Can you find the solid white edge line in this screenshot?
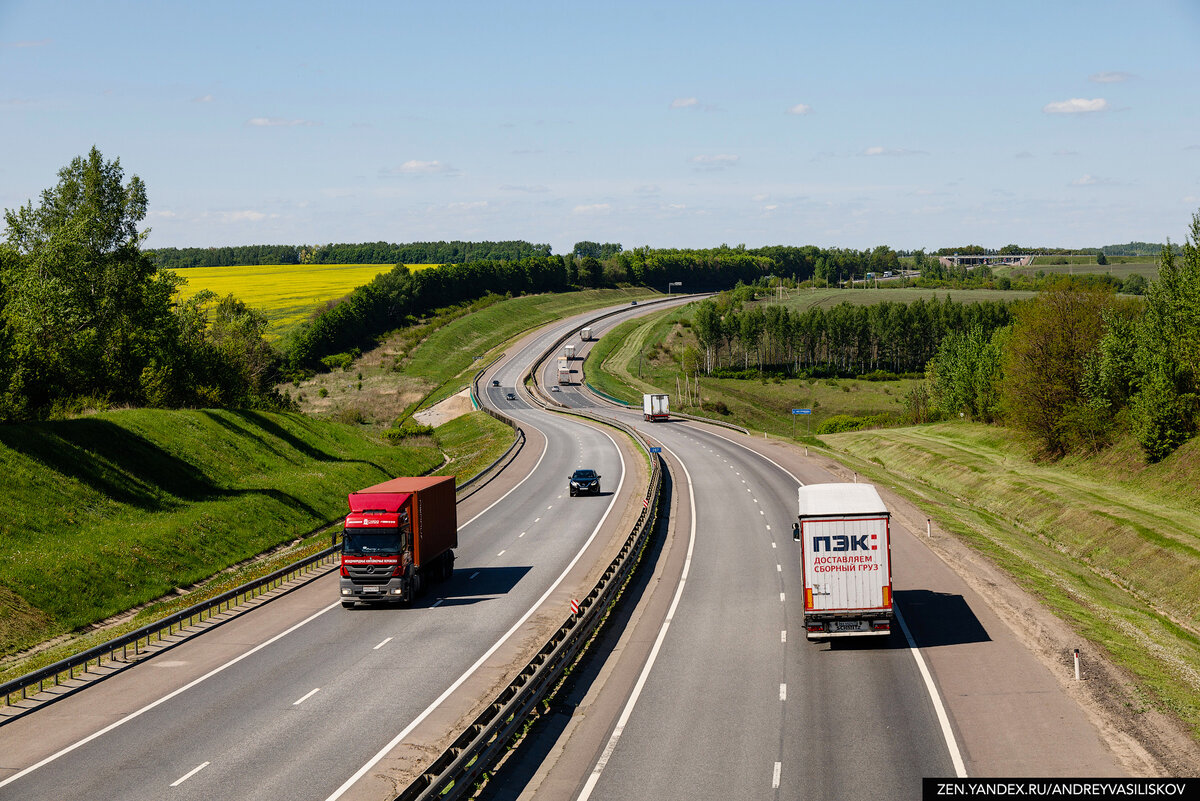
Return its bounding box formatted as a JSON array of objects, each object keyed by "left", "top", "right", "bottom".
[
  {"left": 895, "top": 606, "right": 968, "bottom": 777},
  {"left": 0, "top": 602, "right": 340, "bottom": 790},
  {"left": 324, "top": 425, "right": 628, "bottom": 801},
  {"left": 460, "top": 425, "right": 551, "bottom": 529},
  {"left": 170, "top": 761, "right": 211, "bottom": 787},
  {"left": 576, "top": 442, "right": 695, "bottom": 801},
  {"left": 684, "top": 423, "right": 968, "bottom": 779},
  {"left": 293, "top": 688, "right": 320, "bottom": 706}
]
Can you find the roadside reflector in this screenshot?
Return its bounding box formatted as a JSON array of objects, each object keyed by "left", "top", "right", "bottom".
[
  {"left": 804, "top": 588, "right": 813, "bottom": 610},
  {"left": 570, "top": 598, "right": 580, "bottom": 615},
  {"left": 882, "top": 586, "right": 891, "bottom": 607}
]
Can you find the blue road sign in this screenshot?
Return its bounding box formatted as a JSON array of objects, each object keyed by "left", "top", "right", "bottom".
[
  {"left": 792, "top": 409, "right": 812, "bottom": 415},
  {"left": 649, "top": 446, "right": 662, "bottom": 453}
]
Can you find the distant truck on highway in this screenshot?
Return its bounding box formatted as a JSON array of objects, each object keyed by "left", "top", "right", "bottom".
[
  {"left": 557, "top": 356, "right": 571, "bottom": 384},
  {"left": 580, "top": 327, "right": 592, "bottom": 341},
  {"left": 564, "top": 343, "right": 576, "bottom": 360},
  {"left": 642, "top": 393, "right": 669, "bottom": 421},
  {"left": 340, "top": 475, "right": 457, "bottom": 607},
  {"left": 792, "top": 483, "right": 893, "bottom": 640}
]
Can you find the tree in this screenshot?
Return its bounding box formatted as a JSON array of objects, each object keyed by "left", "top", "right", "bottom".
[
  {"left": 579, "top": 256, "right": 603, "bottom": 288},
  {"left": 573, "top": 241, "right": 602, "bottom": 259},
  {"left": 1001, "top": 279, "right": 1119, "bottom": 455},
  {"left": 1125, "top": 216, "right": 1200, "bottom": 461},
  {"left": 2, "top": 147, "right": 181, "bottom": 415},
  {"left": 1097, "top": 251, "right": 1108, "bottom": 266}
]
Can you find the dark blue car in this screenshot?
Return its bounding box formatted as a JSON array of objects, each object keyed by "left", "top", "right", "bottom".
[{"left": 569, "top": 468, "right": 601, "bottom": 497}]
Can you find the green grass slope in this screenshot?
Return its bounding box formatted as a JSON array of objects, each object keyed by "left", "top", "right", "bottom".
[
  {"left": 824, "top": 423, "right": 1200, "bottom": 737},
  {"left": 0, "top": 409, "right": 443, "bottom": 658},
  {"left": 589, "top": 301, "right": 1200, "bottom": 740}
]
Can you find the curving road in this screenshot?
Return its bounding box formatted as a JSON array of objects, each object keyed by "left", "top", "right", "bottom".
[
  {"left": 489, "top": 301, "right": 1127, "bottom": 800},
  {"left": 0, "top": 299, "right": 687, "bottom": 801}
]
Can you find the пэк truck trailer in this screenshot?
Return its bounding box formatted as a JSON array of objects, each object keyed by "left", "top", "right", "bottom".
[{"left": 792, "top": 483, "right": 893, "bottom": 640}]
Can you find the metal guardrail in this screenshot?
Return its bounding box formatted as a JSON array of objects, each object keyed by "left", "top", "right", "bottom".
[
  {"left": 1, "top": 543, "right": 340, "bottom": 719},
  {"left": 2, "top": 293, "right": 686, "bottom": 777},
  {"left": 398, "top": 373, "right": 663, "bottom": 801},
  {"left": 1, "top": 357, "right": 522, "bottom": 722}
]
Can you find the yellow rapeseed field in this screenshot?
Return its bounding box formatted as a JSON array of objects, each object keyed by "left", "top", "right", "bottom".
[{"left": 173, "top": 263, "right": 441, "bottom": 339}]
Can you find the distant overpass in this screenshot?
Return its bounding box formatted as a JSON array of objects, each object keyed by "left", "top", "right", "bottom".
[{"left": 939, "top": 254, "right": 1034, "bottom": 267}]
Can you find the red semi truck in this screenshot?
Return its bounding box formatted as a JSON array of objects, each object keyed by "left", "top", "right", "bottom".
[{"left": 339, "top": 475, "right": 457, "bottom": 607}]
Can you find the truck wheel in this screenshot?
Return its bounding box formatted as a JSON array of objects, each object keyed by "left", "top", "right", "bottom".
[
  {"left": 412, "top": 571, "right": 424, "bottom": 599},
  {"left": 441, "top": 552, "right": 454, "bottom": 581}
]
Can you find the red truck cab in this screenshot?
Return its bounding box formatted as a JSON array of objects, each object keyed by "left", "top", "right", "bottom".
[{"left": 340, "top": 476, "right": 457, "bottom": 607}]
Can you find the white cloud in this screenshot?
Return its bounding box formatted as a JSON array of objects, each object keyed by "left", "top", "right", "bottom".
[
  {"left": 447, "top": 200, "right": 487, "bottom": 210},
  {"left": 1071, "top": 174, "right": 1116, "bottom": 186},
  {"left": 786, "top": 103, "right": 812, "bottom": 115},
  {"left": 1043, "top": 98, "right": 1109, "bottom": 114},
  {"left": 634, "top": 184, "right": 660, "bottom": 194},
  {"left": 382, "top": 160, "right": 459, "bottom": 176},
  {"left": 193, "top": 94, "right": 214, "bottom": 103},
  {"left": 573, "top": 203, "right": 611, "bottom": 214},
  {"left": 246, "top": 117, "right": 318, "bottom": 127},
  {"left": 499, "top": 184, "right": 549, "bottom": 193},
  {"left": 863, "top": 146, "right": 926, "bottom": 157},
  {"left": 752, "top": 193, "right": 769, "bottom": 202},
  {"left": 215, "top": 210, "right": 272, "bottom": 223},
  {"left": 764, "top": 204, "right": 779, "bottom": 211},
  {"left": 1090, "top": 71, "right": 1133, "bottom": 83},
  {"left": 670, "top": 97, "right": 698, "bottom": 109},
  {"left": 689, "top": 154, "right": 739, "bottom": 169}
]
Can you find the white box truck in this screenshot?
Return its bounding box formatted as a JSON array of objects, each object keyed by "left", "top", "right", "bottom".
[
  {"left": 792, "top": 483, "right": 893, "bottom": 640},
  {"left": 580, "top": 327, "right": 592, "bottom": 341},
  {"left": 642, "top": 393, "right": 669, "bottom": 421},
  {"left": 564, "top": 343, "right": 576, "bottom": 360},
  {"left": 557, "top": 356, "right": 571, "bottom": 385}
]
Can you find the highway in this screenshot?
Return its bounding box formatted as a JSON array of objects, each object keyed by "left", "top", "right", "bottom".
[
  {"left": 485, "top": 301, "right": 1127, "bottom": 800},
  {"left": 0, "top": 294, "right": 1130, "bottom": 800},
  {"left": 0, "top": 299, "right": 689, "bottom": 801}
]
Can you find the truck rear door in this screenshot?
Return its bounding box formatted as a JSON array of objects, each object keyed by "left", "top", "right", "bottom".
[{"left": 802, "top": 517, "right": 891, "bottom": 612}]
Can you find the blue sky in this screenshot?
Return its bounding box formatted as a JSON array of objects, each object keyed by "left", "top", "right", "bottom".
[{"left": 2, "top": 1, "right": 1198, "bottom": 253}]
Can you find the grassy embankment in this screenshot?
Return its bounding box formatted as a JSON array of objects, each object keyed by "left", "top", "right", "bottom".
[
  {"left": 292, "top": 287, "right": 662, "bottom": 424},
  {"left": 0, "top": 286, "right": 661, "bottom": 679},
  {"left": 588, "top": 296, "right": 1200, "bottom": 739},
  {"left": 587, "top": 293, "right": 943, "bottom": 434},
  {"left": 825, "top": 425, "right": 1200, "bottom": 738},
  {"left": 1002, "top": 256, "right": 1158, "bottom": 281},
  {"left": 175, "top": 262, "right": 441, "bottom": 340}
]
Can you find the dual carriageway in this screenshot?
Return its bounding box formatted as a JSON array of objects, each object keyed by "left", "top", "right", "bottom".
[{"left": 0, "top": 297, "right": 1127, "bottom": 800}]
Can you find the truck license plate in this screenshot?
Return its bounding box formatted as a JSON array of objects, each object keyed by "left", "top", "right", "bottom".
[
  {"left": 834, "top": 621, "right": 863, "bottom": 632},
  {"left": 363, "top": 586, "right": 381, "bottom": 593}
]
